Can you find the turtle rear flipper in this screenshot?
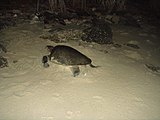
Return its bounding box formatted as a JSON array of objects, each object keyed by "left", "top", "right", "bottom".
[{"left": 89, "top": 64, "right": 99, "bottom": 68}]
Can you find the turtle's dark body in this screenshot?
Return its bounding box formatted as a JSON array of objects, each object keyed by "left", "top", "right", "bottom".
[
  {"left": 48, "top": 45, "right": 92, "bottom": 66},
  {"left": 42, "top": 45, "right": 98, "bottom": 76}
]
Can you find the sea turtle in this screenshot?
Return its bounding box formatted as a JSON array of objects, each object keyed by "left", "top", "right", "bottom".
[{"left": 42, "top": 45, "right": 98, "bottom": 77}]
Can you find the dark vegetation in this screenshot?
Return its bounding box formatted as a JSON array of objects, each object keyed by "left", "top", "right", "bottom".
[
  {"left": 1, "top": 0, "right": 160, "bottom": 14},
  {"left": 0, "top": 0, "right": 160, "bottom": 28}
]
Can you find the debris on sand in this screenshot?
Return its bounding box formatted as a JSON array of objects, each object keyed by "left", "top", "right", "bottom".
[
  {"left": 0, "top": 56, "right": 8, "bottom": 68},
  {"left": 145, "top": 64, "right": 160, "bottom": 72}
]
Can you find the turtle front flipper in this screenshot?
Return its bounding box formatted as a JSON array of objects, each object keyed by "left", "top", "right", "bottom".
[
  {"left": 42, "top": 55, "right": 49, "bottom": 68},
  {"left": 70, "top": 66, "right": 80, "bottom": 77}
]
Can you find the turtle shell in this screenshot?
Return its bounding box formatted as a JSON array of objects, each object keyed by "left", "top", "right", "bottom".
[{"left": 48, "top": 45, "right": 92, "bottom": 66}]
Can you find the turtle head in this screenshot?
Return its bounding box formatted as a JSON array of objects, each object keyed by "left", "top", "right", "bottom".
[{"left": 46, "top": 45, "right": 54, "bottom": 52}]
